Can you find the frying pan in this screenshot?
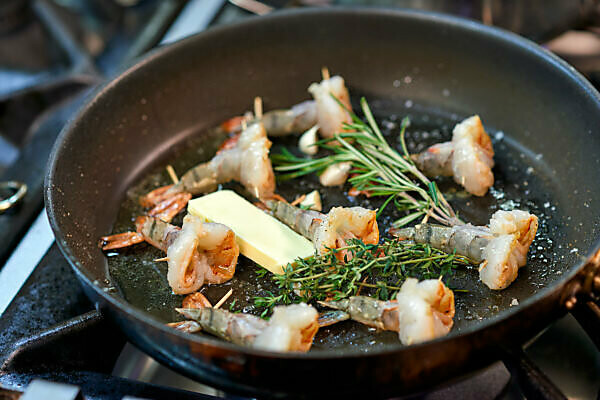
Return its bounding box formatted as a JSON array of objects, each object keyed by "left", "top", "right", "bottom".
[{"left": 45, "top": 7, "right": 600, "bottom": 398}]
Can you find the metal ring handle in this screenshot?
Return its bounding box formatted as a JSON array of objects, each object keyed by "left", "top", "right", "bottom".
[{"left": 0, "top": 181, "right": 27, "bottom": 213}]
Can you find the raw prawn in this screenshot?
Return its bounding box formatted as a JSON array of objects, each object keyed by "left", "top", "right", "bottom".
[
  {"left": 220, "top": 69, "right": 352, "bottom": 140},
  {"left": 319, "top": 278, "right": 455, "bottom": 345},
  {"left": 412, "top": 115, "right": 494, "bottom": 196},
  {"left": 140, "top": 116, "right": 276, "bottom": 220},
  {"left": 266, "top": 200, "right": 379, "bottom": 258},
  {"left": 308, "top": 71, "right": 352, "bottom": 139},
  {"left": 176, "top": 303, "right": 319, "bottom": 352},
  {"left": 391, "top": 210, "right": 538, "bottom": 290},
  {"left": 100, "top": 214, "right": 239, "bottom": 294},
  {"left": 221, "top": 100, "right": 317, "bottom": 137}
]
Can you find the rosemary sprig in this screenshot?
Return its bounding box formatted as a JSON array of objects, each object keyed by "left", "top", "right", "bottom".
[
  {"left": 272, "top": 97, "right": 460, "bottom": 227},
  {"left": 253, "top": 238, "right": 470, "bottom": 315}
]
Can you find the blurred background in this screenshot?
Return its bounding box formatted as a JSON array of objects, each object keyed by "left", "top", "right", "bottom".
[
  {"left": 1, "top": 1, "right": 600, "bottom": 399},
  {"left": 2, "top": 0, "right": 600, "bottom": 177}
]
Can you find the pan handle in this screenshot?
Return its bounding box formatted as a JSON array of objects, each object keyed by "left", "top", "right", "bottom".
[{"left": 561, "top": 247, "right": 600, "bottom": 349}]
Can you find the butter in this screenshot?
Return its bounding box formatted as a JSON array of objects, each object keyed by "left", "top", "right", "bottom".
[{"left": 188, "top": 190, "right": 314, "bottom": 274}]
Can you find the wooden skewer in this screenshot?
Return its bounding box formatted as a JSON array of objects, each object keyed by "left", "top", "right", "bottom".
[
  {"left": 254, "top": 96, "right": 263, "bottom": 119},
  {"left": 290, "top": 194, "right": 306, "bottom": 206},
  {"left": 355, "top": 276, "right": 369, "bottom": 296},
  {"left": 154, "top": 256, "right": 169, "bottom": 262},
  {"left": 213, "top": 288, "right": 233, "bottom": 309},
  {"left": 321, "top": 66, "right": 330, "bottom": 81},
  {"left": 166, "top": 165, "right": 179, "bottom": 184}
]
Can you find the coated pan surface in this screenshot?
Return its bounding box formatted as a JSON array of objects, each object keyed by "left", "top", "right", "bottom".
[{"left": 46, "top": 8, "right": 600, "bottom": 397}]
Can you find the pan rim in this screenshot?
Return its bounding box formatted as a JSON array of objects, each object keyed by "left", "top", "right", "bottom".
[{"left": 45, "top": 6, "right": 600, "bottom": 360}]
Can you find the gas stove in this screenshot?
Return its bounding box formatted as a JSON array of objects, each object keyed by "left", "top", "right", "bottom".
[{"left": 1, "top": 1, "right": 600, "bottom": 399}]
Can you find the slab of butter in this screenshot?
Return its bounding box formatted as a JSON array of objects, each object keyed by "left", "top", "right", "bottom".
[{"left": 188, "top": 190, "right": 315, "bottom": 274}]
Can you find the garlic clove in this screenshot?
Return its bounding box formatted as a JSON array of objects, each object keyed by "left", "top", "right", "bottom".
[
  {"left": 319, "top": 162, "right": 352, "bottom": 186},
  {"left": 300, "top": 190, "right": 322, "bottom": 212},
  {"left": 298, "top": 125, "right": 319, "bottom": 155}
]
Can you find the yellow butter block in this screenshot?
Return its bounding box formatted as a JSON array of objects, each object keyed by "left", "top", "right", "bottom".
[{"left": 188, "top": 190, "right": 315, "bottom": 274}]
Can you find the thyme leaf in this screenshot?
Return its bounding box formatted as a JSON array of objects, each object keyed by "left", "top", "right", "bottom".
[{"left": 253, "top": 238, "right": 471, "bottom": 314}]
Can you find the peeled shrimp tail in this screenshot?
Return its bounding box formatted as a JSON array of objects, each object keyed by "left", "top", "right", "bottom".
[
  {"left": 266, "top": 200, "right": 324, "bottom": 242},
  {"left": 411, "top": 141, "right": 454, "bottom": 177},
  {"left": 391, "top": 224, "right": 491, "bottom": 263},
  {"left": 262, "top": 100, "right": 318, "bottom": 136},
  {"left": 177, "top": 307, "right": 267, "bottom": 346},
  {"left": 135, "top": 216, "right": 181, "bottom": 252}
]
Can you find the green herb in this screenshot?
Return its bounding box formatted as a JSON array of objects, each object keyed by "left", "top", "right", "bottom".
[
  {"left": 253, "top": 238, "right": 470, "bottom": 314},
  {"left": 271, "top": 97, "right": 460, "bottom": 227},
  {"left": 228, "top": 298, "right": 237, "bottom": 311}
]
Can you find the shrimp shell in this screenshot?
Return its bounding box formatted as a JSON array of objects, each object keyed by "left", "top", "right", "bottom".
[
  {"left": 391, "top": 223, "right": 492, "bottom": 263},
  {"left": 177, "top": 303, "right": 319, "bottom": 352},
  {"left": 262, "top": 100, "right": 318, "bottom": 137},
  {"left": 412, "top": 142, "right": 454, "bottom": 177},
  {"left": 177, "top": 307, "right": 267, "bottom": 346}
]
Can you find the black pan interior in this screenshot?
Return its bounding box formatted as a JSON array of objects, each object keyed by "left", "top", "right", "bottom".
[{"left": 47, "top": 8, "right": 600, "bottom": 358}]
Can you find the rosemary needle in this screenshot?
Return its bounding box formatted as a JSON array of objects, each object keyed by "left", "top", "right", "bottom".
[{"left": 272, "top": 97, "right": 461, "bottom": 227}]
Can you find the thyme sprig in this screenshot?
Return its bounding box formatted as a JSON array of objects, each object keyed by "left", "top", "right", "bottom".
[
  {"left": 254, "top": 238, "right": 470, "bottom": 316},
  {"left": 271, "top": 97, "right": 460, "bottom": 227}
]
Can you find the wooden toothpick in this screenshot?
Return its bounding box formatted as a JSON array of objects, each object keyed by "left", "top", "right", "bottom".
[
  {"left": 166, "top": 165, "right": 179, "bottom": 184},
  {"left": 213, "top": 288, "right": 233, "bottom": 309},
  {"left": 254, "top": 96, "right": 263, "bottom": 119}
]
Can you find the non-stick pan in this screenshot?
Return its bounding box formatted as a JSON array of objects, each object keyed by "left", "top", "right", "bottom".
[{"left": 45, "top": 7, "right": 600, "bottom": 399}]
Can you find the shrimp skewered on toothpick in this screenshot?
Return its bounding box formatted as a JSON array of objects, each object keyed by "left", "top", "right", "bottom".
[
  {"left": 221, "top": 67, "right": 351, "bottom": 140},
  {"left": 391, "top": 210, "right": 538, "bottom": 290},
  {"left": 223, "top": 100, "right": 318, "bottom": 137},
  {"left": 100, "top": 215, "right": 239, "bottom": 294},
  {"left": 320, "top": 278, "right": 455, "bottom": 345},
  {"left": 141, "top": 98, "right": 276, "bottom": 221},
  {"left": 307, "top": 67, "right": 352, "bottom": 139},
  {"left": 412, "top": 115, "right": 495, "bottom": 196},
  {"left": 266, "top": 199, "right": 379, "bottom": 259},
  {"left": 176, "top": 303, "right": 319, "bottom": 352}
]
